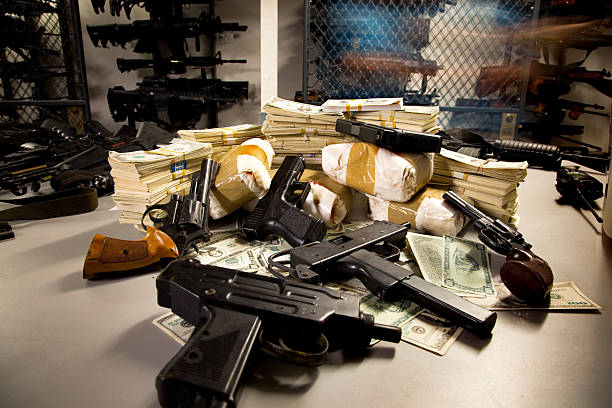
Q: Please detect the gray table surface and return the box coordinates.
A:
[1,167,611,408]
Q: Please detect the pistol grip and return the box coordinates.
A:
[83,227,179,279]
[247,205,327,247]
[156,306,261,408]
[500,249,554,304]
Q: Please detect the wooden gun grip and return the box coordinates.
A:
[83,227,179,279]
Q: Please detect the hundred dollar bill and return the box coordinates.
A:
[443,235,496,297]
[194,232,292,276]
[152,312,193,345]
[400,311,463,356]
[464,281,602,311]
[407,233,444,286]
[359,293,423,328]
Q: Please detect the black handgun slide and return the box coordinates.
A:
[155,259,400,407]
[336,118,442,153]
[242,155,326,246]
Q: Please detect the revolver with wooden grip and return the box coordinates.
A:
[83,158,219,279]
[443,191,554,304]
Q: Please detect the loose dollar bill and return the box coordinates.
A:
[359,293,424,328]
[442,235,496,297]
[401,312,463,356]
[407,233,444,286]
[464,281,602,311]
[152,312,193,345]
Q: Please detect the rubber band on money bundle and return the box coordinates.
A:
[322,142,433,202]
[209,138,274,219]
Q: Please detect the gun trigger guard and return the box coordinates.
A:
[141,204,169,229]
[292,265,320,284]
[258,330,328,367]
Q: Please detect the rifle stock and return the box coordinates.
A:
[83,227,179,279]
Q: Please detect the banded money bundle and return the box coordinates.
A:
[430,148,528,227]
[177,124,263,159]
[350,105,440,134]
[261,96,356,168]
[321,97,404,113]
[108,138,213,225]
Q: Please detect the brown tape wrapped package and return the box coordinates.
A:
[209,138,274,219]
[322,142,433,202]
[264,168,353,227]
[300,169,352,227]
[368,186,472,236]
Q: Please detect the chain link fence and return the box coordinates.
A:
[304,0,536,136]
[0,0,90,130]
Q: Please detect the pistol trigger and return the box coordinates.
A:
[293,265,319,284]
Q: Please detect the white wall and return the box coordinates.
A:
[78,0,304,132]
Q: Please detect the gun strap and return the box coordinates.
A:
[0,187,98,221]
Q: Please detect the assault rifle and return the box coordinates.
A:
[278,221,497,337]
[0,120,160,197]
[92,0,215,19]
[155,259,401,407]
[116,53,247,74]
[107,77,249,128]
[440,130,609,173]
[87,13,247,55]
[476,61,612,99]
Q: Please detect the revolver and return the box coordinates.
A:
[83,158,219,278]
[443,191,554,304]
[155,259,401,408]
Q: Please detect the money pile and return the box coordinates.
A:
[407,232,601,312]
[177,124,263,160]
[430,148,528,227]
[109,138,213,225]
[351,105,440,133]
[261,96,356,168]
[321,97,404,113]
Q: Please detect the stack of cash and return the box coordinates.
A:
[430,148,528,227]
[108,138,213,225]
[261,96,357,168]
[320,97,404,113]
[177,124,263,160]
[351,105,440,134]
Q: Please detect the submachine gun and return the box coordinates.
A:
[107,77,249,129]
[274,221,497,338]
[443,191,554,304]
[155,259,401,408]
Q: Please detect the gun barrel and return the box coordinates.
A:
[442,191,490,222]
